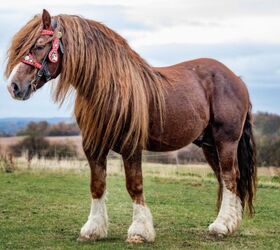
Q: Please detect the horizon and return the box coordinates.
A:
[1,0,279,116]
[0,109,279,120]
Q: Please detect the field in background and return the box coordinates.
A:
[1,135,280,171]
[0,166,279,249]
[10,157,280,186]
[0,135,206,164]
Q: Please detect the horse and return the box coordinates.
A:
[5,9,256,243]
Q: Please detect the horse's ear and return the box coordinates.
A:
[42,9,51,30]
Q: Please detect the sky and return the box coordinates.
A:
[0,0,279,117]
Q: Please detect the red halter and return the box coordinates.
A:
[21,29,63,89]
[21,29,62,69]
[21,53,43,69]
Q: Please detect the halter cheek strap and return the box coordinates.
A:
[48,37,60,63]
[20,29,64,89]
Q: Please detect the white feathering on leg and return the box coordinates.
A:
[127,203,155,243]
[79,192,108,241]
[209,182,242,236]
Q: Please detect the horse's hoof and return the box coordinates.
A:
[78,225,107,241]
[77,233,100,241]
[78,218,107,242]
[126,235,146,244]
[208,222,229,236]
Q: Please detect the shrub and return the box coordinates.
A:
[10,136,50,161]
[257,139,280,167]
[44,143,77,160]
[0,154,16,173]
[9,136,77,161]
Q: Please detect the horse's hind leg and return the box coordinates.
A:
[78,148,108,241]
[208,138,243,236]
[201,127,223,208]
[122,151,155,243]
[202,145,222,209]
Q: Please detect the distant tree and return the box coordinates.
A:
[17,121,49,137]
[253,112,280,167]
[254,112,280,137]
[44,143,77,160]
[17,121,80,137]
[9,135,78,162]
[47,122,80,136]
[257,139,280,167]
[10,135,50,161]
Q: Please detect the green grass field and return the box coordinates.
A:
[0,170,279,250]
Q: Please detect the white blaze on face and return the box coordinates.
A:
[209,181,243,235]
[6,63,21,97]
[7,63,21,86]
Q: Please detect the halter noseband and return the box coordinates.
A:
[21,29,64,90]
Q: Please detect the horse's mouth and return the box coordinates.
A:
[21,84,33,100]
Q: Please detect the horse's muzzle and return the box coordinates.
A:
[7,81,32,100]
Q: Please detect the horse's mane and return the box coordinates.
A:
[5,14,166,158]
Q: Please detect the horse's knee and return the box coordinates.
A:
[91,179,106,199]
[89,161,107,199]
[221,169,238,191]
[126,179,144,204]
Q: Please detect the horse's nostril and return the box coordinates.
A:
[11,82,20,93]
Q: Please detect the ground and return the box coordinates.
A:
[0,165,279,249]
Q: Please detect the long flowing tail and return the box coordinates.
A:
[237,107,257,216]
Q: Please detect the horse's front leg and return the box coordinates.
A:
[122,151,155,243]
[78,149,108,241]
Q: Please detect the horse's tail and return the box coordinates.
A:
[237,107,257,216]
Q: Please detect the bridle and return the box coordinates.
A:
[21,29,64,91]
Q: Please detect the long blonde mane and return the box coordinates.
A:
[5,14,166,158]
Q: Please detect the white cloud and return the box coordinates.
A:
[125,16,280,47]
[0,0,279,116]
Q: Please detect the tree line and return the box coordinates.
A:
[1,111,280,167]
[254,112,280,166]
[17,121,80,136]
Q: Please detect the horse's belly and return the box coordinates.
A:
[147,78,210,152]
[147,125,204,152]
[147,109,208,152]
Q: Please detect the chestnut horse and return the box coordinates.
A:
[5,10,256,243]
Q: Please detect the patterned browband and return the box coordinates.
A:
[21,29,63,69]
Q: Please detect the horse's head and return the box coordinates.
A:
[7,9,63,100]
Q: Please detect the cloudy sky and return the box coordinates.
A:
[0,0,279,117]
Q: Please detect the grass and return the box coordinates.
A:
[0,169,280,250]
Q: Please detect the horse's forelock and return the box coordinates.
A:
[5,15,42,78]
